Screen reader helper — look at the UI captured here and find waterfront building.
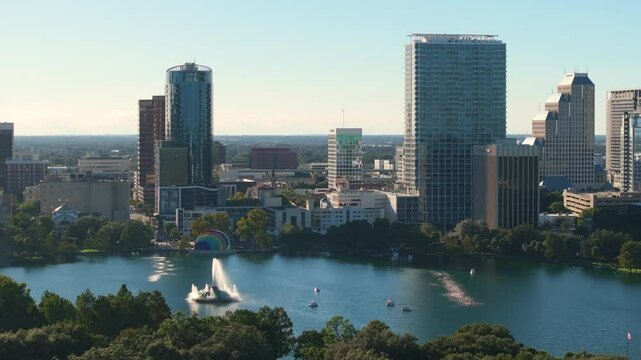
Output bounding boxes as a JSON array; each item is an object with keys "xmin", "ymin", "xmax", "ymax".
[
  {"xmin": 157, "ymin": 185, "xmax": 223, "ymax": 219},
  {"xmin": 403, "ymin": 34, "xmax": 506, "ymax": 229},
  {"xmin": 620, "ymin": 112, "xmax": 641, "ymax": 192},
  {"xmin": 606, "ymin": 89, "xmax": 641, "ymax": 188},
  {"xmin": 532, "ymin": 73, "xmax": 595, "ymax": 189},
  {"xmin": 0, "ymin": 123, "xmax": 14, "ymax": 189},
  {"xmin": 328, "ymin": 128, "xmax": 363, "ymax": 190},
  {"xmin": 380, "ymin": 191, "xmax": 420, "ymax": 224},
  {"xmin": 155, "ymin": 142, "xmax": 189, "ymax": 188},
  {"xmin": 37, "ymin": 178, "xmax": 130, "ymax": 221},
  {"xmin": 563, "ymin": 190, "xmax": 641, "ymax": 216},
  {"xmin": 51, "ymin": 204, "xmax": 78, "ymax": 240},
  {"xmin": 5, "ymin": 159, "xmax": 48, "ymax": 196},
  {"xmin": 136, "ymin": 95, "xmax": 165, "ymax": 204},
  {"xmin": 249, "ymin": 147, "xmax": 298, "ymax": 170},
  {"xmin": 165, "ymin": 63, "xmax": 214, "ymax": 186},
  {"xmin": 471, "ymin": 142, "xmax": 540, "ymax": 229}
]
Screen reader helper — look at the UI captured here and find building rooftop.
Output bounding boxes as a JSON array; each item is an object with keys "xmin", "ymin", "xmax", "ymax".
[
  {"xmin": 545, "ymin": 93, "xmax": 570, "ymax": 104},
  {"xmin": 522, "ymin": 137, "xmax": 543, "ymax": 146},
  {"xmin": 6, "ymin": 160, "xmax": 48, "ymax": 165},
  {"xmin": 533, "ymin": 111, "xmax": 558, "ymax": 121},
  {"xmin": 558, "ymin": 73, "xmax": 594, "ymax": 87},
  {"xmin": 410, "ymin": 34, "xmax": 501, "ymax": 43},
  {"xmin": 167, "ymin": 62, "xmax": 212, "ymax": 73}
]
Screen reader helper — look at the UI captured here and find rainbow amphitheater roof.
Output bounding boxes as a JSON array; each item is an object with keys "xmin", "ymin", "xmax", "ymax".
[{"xmin": 194, "ymin": 229, "xmax": 231, "ymax": 252}]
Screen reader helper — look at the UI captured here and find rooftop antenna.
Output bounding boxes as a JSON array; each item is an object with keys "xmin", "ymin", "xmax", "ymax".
[{"xmin": 342, "ymin": 108, "xmax": 345, "ymax": 127}]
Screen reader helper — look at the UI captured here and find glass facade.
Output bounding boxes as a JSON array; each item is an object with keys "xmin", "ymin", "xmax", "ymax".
[
  {"xmin": 403, "ymin": 34, "xmax": 506, "ymax": 230},
  {"xmin": 166, "ymin": 63, "xmax": 213, "ymax": 186},
  {"xmin": 328, "ymin": 128, "xmax": 363, "ymax": 190},
  {"xmin": 621, "ymin": 112, "xmax": 641, "ymax": 192}
]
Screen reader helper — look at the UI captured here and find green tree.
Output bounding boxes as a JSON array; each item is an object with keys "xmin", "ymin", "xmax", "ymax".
[
  {"xmin": 64, "ymin": 216, "xmax": 107, "ymax": 247},
  {"xmin": 322, "ymin": 316, "xmax": 358, "ymax": 345},
  {"xmin": 236, "ymin": 209, "xmax": 271, "ymax": 249},
  {"xmin": 16, "ymin": 200, "xmax": 41, "ymax": 217},
  {"xmin": 619, "ymin": 241, "xmax": 641, "ymax": 272},
  {"xmin": 548, "ymin": 201, "xmax": 568, "ymax": 214},
  {"xmin": 178, "ymin": 235, "xmax": 192, "ymax": 251},
  {"xmin": 119, "ymin": 220, "xmax": 153, "ymax": 250},
  {"xmin": 39, "ymin": 290, "xmax": 77, "ymax": 324},
  {"xmin": 0, "ymin": 275, "xmax": 41, "ymax": 331},
  {"xmin": 580, "ymin": 229, "xmax": 631, "ymax": 260},
  {"xmin": 294, "ymin": 330, "xmax": 325, "ymax": 360},
  {"xmin": 191, "ymin": 212, "xmax": 231, "ymax": 237}
]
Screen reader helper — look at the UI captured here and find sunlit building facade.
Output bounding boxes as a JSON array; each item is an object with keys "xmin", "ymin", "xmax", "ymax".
[
  {"xmin": 403, "ymin": 34, "xmax": 506, "ymax": 229},
  {"xmin": 532, "ymin": 73, "xmax": 595, "ymax": 189},
  {"xmin": 165, "ymin": 63, "xmax": 214, "ymax": 186},
  {"xmin": 328, "ymin": 128, "xmax": 363, "ymax": 190}
]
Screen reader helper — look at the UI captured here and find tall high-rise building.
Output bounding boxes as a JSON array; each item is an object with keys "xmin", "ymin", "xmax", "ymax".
[
  {"xmin": 620, "ymin": 112, "xmax": 641, "ymax": 192},
  {"xmin": 403, "ymin": 34, "xmax": 506, "ymax": 229},
  {"xmin": 328, "ymin": 128, "xmax": 362, "ymax": 190},
  {"xmin": 532, "ymin": 73, "xmax": 595, "ymax": 189},
  {"xmin": 606, "ymin": 89, "xmax": 641, "ymax": 188},
  {"xmin": 0, "ymin": 123, "xmax": 14, "ymax": 189},
  {"xmin": 165, "ymin": 63, "xmax": 213, "ymax": 186},
  {"xmin": 136, "ymin": 96, "xmax": 165, "ymax": 204}
]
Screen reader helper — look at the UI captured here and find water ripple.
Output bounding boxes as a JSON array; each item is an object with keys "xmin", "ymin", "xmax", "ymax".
[{"xmin": 431, "ymin": 271, "xmax": 480, "ymax": 307}]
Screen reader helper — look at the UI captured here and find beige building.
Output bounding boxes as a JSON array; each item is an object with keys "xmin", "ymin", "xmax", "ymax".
[
  {"xmin": 606, "ymin": 90, "xmax": 641, "ymax": 188},
  {"xmin": 78, "ymin": 156, "xmax": 131, "ymax": 175},
  {"xmin": 563, "ymin": 190, "xmax": 641, "ymax": 216},
  {"xmin": 36, "ymin": 179, "xmax": 130, "ymax": 221},
  {"xmin": 532, "ymin": 73, "xmax": 595, "ymax": 189},
  {"xmin": 472, "ymin": 143, "xmax": 540, "ymax": 229}
]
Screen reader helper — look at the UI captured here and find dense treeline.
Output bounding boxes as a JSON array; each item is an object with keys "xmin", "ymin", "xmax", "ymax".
[
  {"xmin": 2, "ymin": 201, "xmax": 153, "ymax": 265},
  {"xmin": 279, "ymin": 212, "xmax": 641, "ymax": 271},
  {"xmin": 0, "ymin": 275, "xmax": 625, "ymax": 359}
]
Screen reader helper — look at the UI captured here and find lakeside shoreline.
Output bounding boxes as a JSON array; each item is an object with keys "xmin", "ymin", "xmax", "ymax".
[{"xmin": 2, "ymin": 245, "xmax": 634, "ymax": 276}]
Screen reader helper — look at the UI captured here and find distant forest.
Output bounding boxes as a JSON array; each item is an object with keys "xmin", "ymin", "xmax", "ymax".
[{"xmin": 14, "ymin": 134, "xmax": 606, "ymax": 168}]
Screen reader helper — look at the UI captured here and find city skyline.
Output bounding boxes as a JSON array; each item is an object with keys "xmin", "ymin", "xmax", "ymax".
[{"xmin": 0, "ymin": 1, "xmax": 639, "ymax": 136}]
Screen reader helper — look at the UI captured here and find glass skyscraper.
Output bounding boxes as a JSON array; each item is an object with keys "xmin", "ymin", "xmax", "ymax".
[
  {"xmin": 403, "ymin": 34, "xmax": 506, "ymax": 230},
  {"xmin": 165, "ymin": 63, "xmax": 213, "ymax": 186}
]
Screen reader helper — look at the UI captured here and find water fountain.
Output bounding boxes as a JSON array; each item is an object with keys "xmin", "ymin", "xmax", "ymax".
[{"xmin": 187, "ymin": 258, "xmax": 240, "ymax": 304}]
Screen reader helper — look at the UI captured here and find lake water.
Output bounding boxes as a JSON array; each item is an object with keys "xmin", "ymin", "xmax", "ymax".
[{"xmin": 2, "ymin": 253, "xmax": 641, "ymax": 357}]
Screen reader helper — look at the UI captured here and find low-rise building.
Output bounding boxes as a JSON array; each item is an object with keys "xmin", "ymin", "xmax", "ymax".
[
  {"xmin": 36, "ymin": 178, "xmax": 129, "ymax": 221},
  {"xmin": 563, "ymin": 190, "xmax": 641, "ymax": 216},
  {"xmin": 78, "ymin": 155, "xmax": 131, "ymax": 179},
  {"xmin": 157, "ymin": 185, "xmax": 223, "ymax": 219},
  {"xmin": 373, "ymin": 159, "xmax": 394, "ymax": 171}
]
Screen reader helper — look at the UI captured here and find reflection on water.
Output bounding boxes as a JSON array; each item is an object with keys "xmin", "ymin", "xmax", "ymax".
[
  {"xmin": 147, "ymin": 256, "xmax": 176, "ymax": 282},
  {"xmin": 3, "ymin": 253, "xmax": 641, "ymax": 358},
  {"xmin": 431, "ymin": 271, "xmax": 480, "ymax": 306}
]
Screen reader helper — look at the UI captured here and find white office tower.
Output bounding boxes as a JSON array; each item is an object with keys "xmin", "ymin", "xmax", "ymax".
[
  {"xmin": 532, "ymin": 73, "xmax": 595, "ymax": 189},
  {"xmin": 606, "ymin": 89, "xmax": 641, "ymax": 188},
  {"xmin": 620, "ymin": 112, "xmax": 641, "ymax": 192}
]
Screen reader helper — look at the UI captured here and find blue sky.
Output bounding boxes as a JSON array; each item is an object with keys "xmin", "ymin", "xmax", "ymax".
[{"xmin": 0, "ymin": 1, "xmax": 636, "ymax": 135}]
